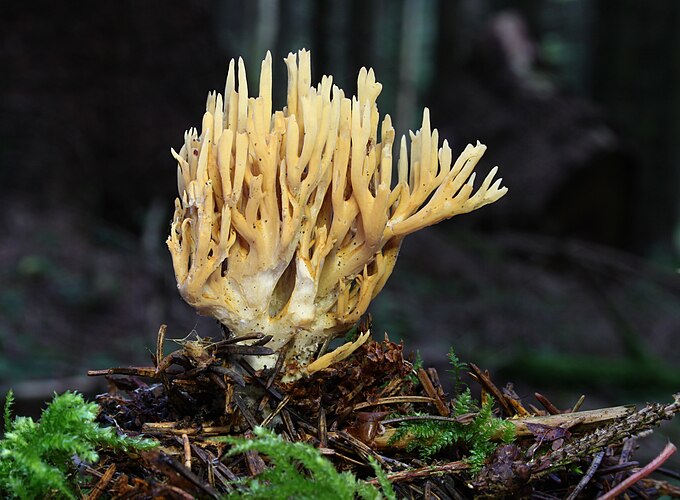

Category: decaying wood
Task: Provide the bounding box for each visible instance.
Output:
[512,405,634,436]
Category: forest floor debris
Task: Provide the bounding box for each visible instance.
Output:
[82,319,680,499]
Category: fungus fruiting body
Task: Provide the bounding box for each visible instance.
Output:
[167,50,507,376]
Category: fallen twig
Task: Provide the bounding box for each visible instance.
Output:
[565,450,605,500]
[367,460,469,485]
[85,464,116,500]
[598,442,677,500]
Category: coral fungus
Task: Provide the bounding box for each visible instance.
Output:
[167,49,507,375]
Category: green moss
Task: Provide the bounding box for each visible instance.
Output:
[0,390,157,499]
[446,347,467,396]
[390,347,514,472]
[216,427,396,500]
[389,389,515,472]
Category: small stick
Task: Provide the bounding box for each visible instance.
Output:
[597,461,639,475]
[571,395,586,413]
[217,344,274,356]
[503,384,530,417]
[182,433,192,470]
[266,351,286,389]
[338,430,387,467]
[201,447,240,483]
[239,360,285,400]
[206,459,215,488]
[191,444,238,493]
[655,466,680,480]
[535,392,561,415]
[334,450,366,466]
[210,365,245,386]
[155,324,167,367]
[250,334,274,347]
[366,460,469,485]
[505,394,531,417]
[468,364,514,417]
[233,392,260,430]
[318,406,328,448]
[528,404,544,415]
[417,369,450,416]
[87,367,157,378]
[280,409,296,439]
[382,413,474,426]
[427,368,444,396]
[565,450,605,500]
[142,422,231,435]
[260,395,291,428]
[85,464,116,500]
[614,437,637,484]
[239,359,315,428]
[208,372,227,390]
[143,450,220,499]
[599,442,677,500]
[353,396,437,411]
[214,332,266,345]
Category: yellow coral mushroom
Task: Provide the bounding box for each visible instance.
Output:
[167,49,507,376]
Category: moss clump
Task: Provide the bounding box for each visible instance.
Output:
[217,426,396,500]
[389,389,515,471]
[0,390,156,499]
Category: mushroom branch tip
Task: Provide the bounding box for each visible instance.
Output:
[167,49,507,377]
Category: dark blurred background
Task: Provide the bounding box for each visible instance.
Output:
[2,0,679,459]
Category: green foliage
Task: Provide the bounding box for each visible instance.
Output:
[0,391,157,500]
[446,347,467,395]
[217,427,395,500]
[3,390,13,432]
[389,389,515,472]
